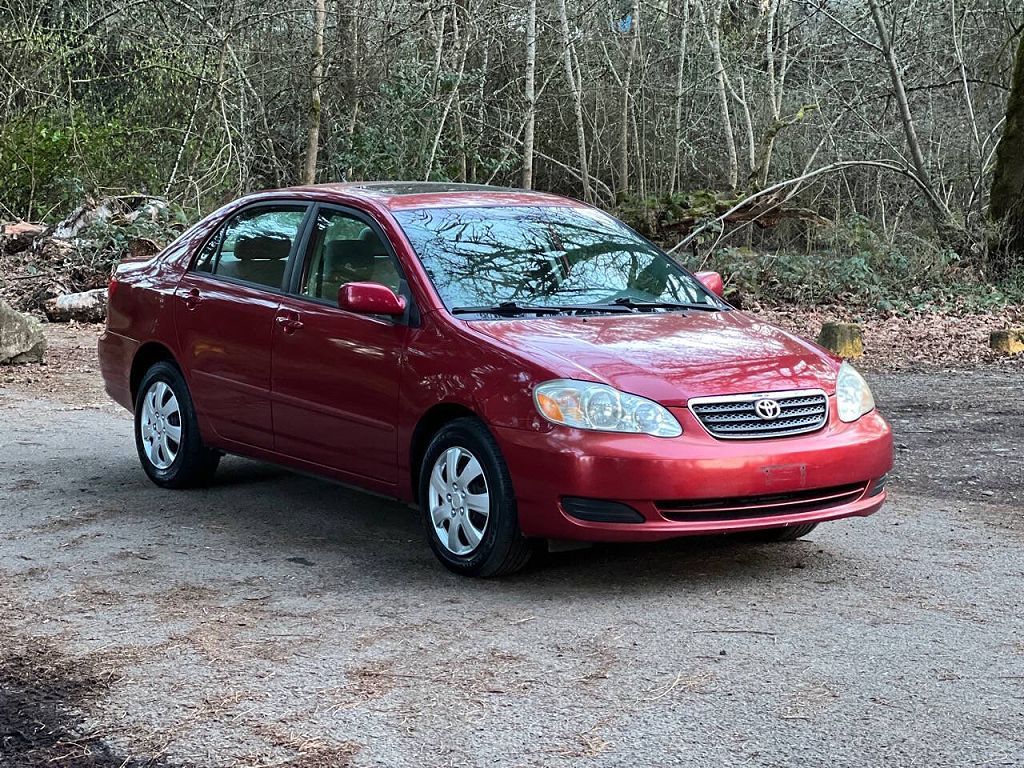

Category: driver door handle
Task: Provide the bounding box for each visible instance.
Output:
[276,311,304,333]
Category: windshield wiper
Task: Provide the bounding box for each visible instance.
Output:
[452,301,638,317]
[606,297,722,312]
[452,302,565,316]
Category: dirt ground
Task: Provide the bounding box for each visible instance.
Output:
[1,322,1022,767]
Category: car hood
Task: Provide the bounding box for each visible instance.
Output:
[470,310,839,405]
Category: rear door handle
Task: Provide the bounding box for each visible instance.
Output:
[184,288,202,310]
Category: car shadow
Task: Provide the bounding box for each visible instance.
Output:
[19,450,853,594]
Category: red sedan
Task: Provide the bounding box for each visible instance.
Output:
[98,182,893,576]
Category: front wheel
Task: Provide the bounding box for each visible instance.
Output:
[134,361,220,488]
[418,418,535,577]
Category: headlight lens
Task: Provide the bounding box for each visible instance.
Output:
[534,380,682,437]
[835,361,875,423]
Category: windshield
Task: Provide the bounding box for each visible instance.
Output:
[391,205,719,315]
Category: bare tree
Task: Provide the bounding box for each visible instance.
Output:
[670,0,691,194]
[698,0,738,189]
[556,0,592,201]
[866,0,948,226]
[3,0,1020,279]
[521,0,537,189]
[617,0,640,196]
[302,0,327,184]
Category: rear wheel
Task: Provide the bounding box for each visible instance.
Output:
[418,418,535,577]
[749,522,818,542]
[134,361,220,488]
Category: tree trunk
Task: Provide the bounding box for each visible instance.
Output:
[758,0,786,187]
[337,0,359,179]
[990,32,1024,226]
[557,0,592,202]
[302,0,327,184]
[618,0,640,197]
[700,0,738,189]
[670,0,690,195]
[866,0,946,223]
[520,0,537,189]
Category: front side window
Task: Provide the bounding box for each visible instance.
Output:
[300,209,402,301]
[195,206,307,290]
[391,205,717,314]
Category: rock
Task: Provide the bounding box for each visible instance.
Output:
[990,328,1024,355]
[43,288,108,323]
[817,322,864,358]
[0,300,46,364]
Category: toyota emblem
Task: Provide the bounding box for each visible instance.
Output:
[754,398,782,420]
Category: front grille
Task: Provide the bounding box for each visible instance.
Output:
[657,482,867,522]
[689,389,829,439]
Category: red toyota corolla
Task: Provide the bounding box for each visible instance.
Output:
[98,182,892,576]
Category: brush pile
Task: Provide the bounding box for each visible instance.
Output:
[0,195,185,320]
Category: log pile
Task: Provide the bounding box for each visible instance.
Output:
[0,196,175,320]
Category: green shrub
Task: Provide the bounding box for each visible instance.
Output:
[0,114,171,220]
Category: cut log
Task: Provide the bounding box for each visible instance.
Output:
[818,322,864,358]
[0,299,46,363]
[1,221,47,254]
[990,329,1024,355]
[44,288,108,323]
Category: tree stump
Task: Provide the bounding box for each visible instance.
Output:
[817,322,864,358]
[990,329,1024,355]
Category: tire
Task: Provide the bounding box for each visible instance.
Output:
[749,522,818,542]
[134,361,220,489]
[418,417,535,577]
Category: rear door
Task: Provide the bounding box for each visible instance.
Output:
[175,203,310,450]
[269,204,410,485]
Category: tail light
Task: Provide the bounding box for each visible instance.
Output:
[108,276,119,300]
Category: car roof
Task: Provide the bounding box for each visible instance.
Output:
[281,181,579,211]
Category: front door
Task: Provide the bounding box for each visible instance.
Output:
[270,205,409,485]
[175,203,309,450]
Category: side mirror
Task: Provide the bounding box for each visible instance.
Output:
[695,270,724,298]
[338,282,407,316]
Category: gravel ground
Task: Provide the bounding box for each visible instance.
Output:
[1,333,1023,767]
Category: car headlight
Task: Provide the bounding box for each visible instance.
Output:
[835,361,875,423]
[533,380,682,437]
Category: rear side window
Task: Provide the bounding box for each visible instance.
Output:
[194,206,307,290]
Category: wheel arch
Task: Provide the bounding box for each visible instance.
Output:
[130,342,180,404]
[409,402,481,498]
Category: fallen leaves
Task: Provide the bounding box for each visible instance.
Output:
[754,303,1024,371]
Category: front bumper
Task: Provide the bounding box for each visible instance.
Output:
[494,403,893,542]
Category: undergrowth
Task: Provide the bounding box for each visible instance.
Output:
[619,201,1024,312]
